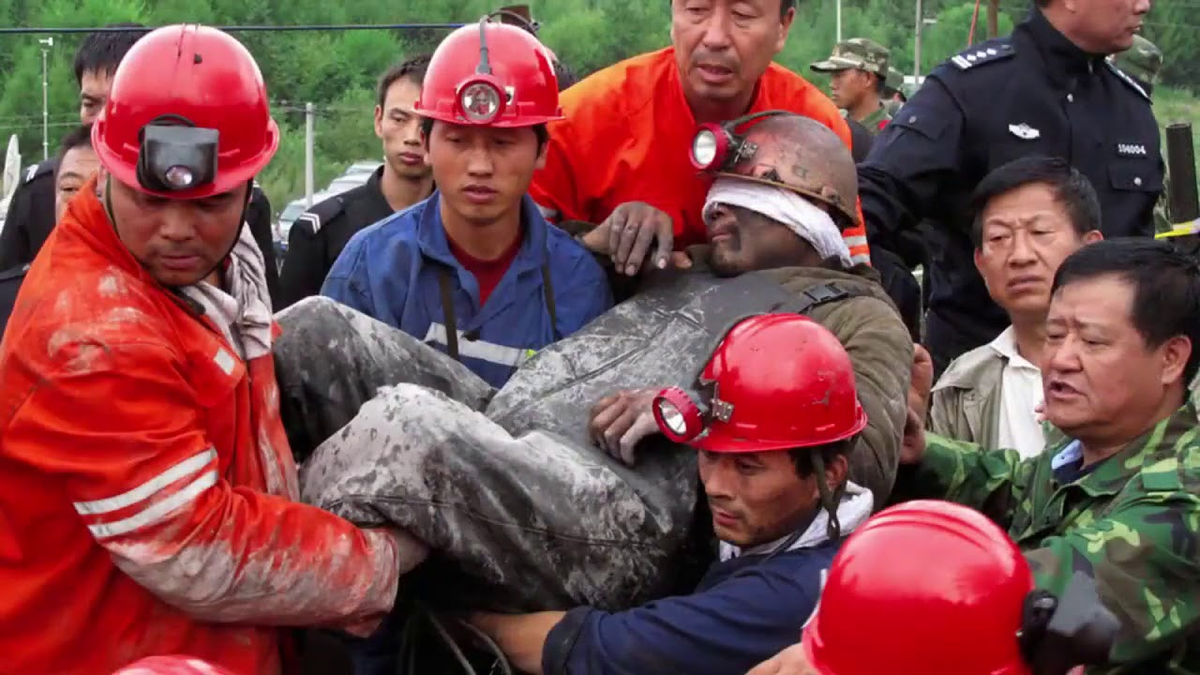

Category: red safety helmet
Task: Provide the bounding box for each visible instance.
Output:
[111,655,236,675]
[92,24,280,200]
[413,16,562,128]
[802,500,1034,675]
[652,314,867,452]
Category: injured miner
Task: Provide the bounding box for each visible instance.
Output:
[468,314,875,674]
[278,112,912,672]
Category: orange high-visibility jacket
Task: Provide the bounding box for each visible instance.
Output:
[529,47,871,264]
[0,179,401,675]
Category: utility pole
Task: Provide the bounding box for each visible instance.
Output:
[836,0,842,42]
[987,0,1000,38]
[913,0,922,78]
[38,37,53,161]
[304,102,314,207]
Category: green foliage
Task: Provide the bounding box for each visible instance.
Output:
[0,0,1196,211]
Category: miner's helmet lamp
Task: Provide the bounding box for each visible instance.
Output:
[413,14,562,128]
[135,120,219,194]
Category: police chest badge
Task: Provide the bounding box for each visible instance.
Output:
[1008,123,1040,140]
[1117,142,1148,157]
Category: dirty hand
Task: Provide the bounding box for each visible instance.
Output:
[745,643,819,675]
[588,388,662,465]
[901,344,935,465]
[580,201,675,276]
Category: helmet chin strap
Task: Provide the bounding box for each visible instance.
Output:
[104,174,254,287]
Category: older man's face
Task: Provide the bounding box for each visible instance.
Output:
[974,182,1100,322]
[1043,273,1190,442]
[670,0,793,109]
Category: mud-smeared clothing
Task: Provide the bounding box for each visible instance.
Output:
[0,177,408,675]
[284,261,908,619]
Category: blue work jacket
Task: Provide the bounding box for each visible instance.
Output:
[322,192,612,388]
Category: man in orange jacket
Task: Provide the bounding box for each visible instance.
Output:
[529,0,870,277]
[0,25,425,675]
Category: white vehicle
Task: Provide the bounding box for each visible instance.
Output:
[342,160,382,177]
[326,175,370,196]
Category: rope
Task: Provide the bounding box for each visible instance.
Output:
[967,0,983,46]
[394,601,515,675]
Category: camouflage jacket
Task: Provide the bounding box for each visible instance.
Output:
[893,404,1200,673]
[860,104,891,135]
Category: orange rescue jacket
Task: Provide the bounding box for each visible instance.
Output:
[529,47,871,264]
[0,180,401,675]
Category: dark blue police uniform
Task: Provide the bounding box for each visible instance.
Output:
[858,8,1163,375]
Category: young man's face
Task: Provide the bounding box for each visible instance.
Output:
[828,69,872,110]
[425,121,545,227]
[109,178,249,287]
[375,76,431,182]
[699,449,832,548]
[54,145,101,222]
[974,182,1101,321]
[79,69,113,125]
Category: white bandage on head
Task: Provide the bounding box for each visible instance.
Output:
[702,177,852,266]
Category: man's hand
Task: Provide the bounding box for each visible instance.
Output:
[745,643,819,675]
[588,388,662,465]
[579,202,675,276]
[901,344,934,464]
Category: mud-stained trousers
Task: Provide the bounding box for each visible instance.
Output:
[273,293,724,614]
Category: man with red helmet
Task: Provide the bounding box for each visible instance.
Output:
[321,17,611,390]
[747,500,1118,675]
[276,111,910,671]
[468,314,876,674]
[528,0,872,281]
[585,112,909,505]
[0,25,425,674]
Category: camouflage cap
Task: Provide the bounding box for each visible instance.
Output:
[810,38,890,76]
[884,66,905,93]
[1114,35,1163,84]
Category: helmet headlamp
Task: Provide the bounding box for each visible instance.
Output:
[135,119,219,194]
[690,126,725,171]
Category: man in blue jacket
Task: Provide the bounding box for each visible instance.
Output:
[469,313,876,674]
[322,18,610,389]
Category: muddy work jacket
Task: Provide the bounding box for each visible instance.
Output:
[0,179,401,675]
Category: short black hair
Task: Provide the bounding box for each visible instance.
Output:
[419,117,550,151]
[788,437,854,478]
[969,155,1101,247]
[1053,239,1200,385]
[73,23,149,87]
[377,53,433,109]
[554,59,578,91]
[53,124,94,181]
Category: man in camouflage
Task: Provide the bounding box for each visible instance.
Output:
[895,238,1200,672]
[810,38,892,133]
[1112,35,1169,232]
